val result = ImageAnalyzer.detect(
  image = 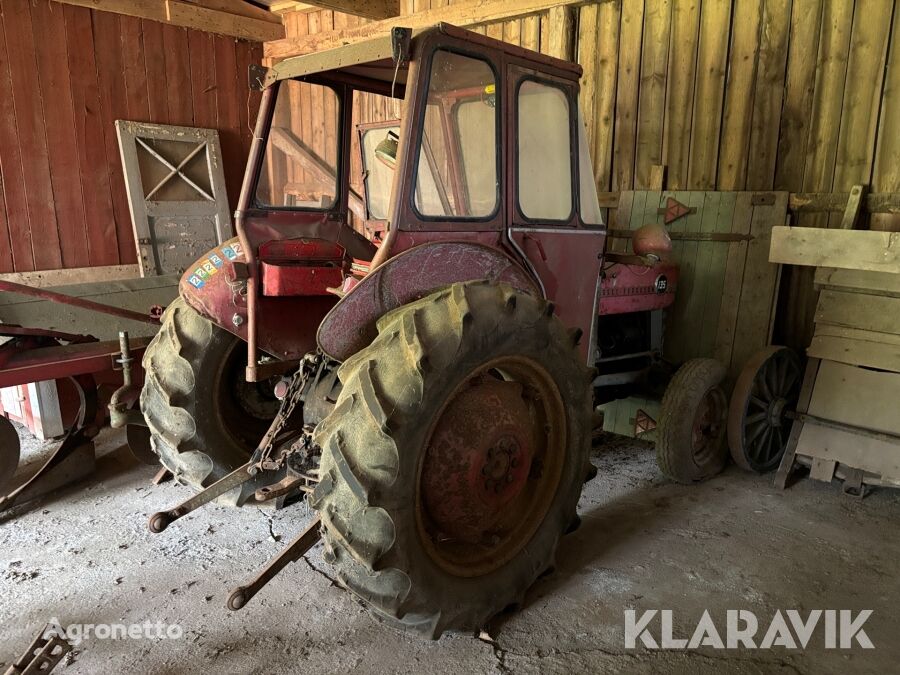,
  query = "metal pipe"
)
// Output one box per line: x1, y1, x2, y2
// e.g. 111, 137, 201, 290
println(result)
118, 331, 133, 388
237, 84, 279, 382
108, 331, 147, 429
0, 280, 158, 325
